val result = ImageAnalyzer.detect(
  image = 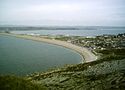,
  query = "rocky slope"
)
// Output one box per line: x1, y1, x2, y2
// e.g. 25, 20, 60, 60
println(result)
28, 58, 125, 90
